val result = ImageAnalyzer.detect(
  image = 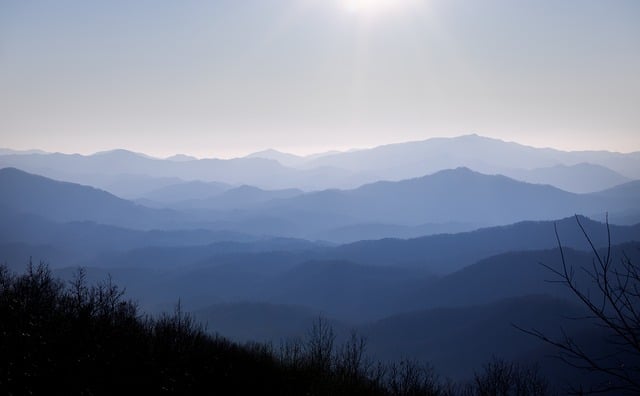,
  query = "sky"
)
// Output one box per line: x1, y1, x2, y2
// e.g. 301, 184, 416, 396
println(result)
1, 0, 639, 158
